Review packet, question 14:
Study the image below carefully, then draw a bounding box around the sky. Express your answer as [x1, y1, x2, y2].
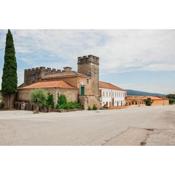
[0, 29, 175, 94]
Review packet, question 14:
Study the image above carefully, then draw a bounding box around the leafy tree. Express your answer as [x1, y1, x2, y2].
[1, 30, 17, 109]
[166, 94, 175, 104]
[144, 98, 153, 106]
[30, 89, 48, 113]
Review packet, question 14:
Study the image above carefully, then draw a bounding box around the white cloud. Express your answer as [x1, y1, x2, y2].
[11, 30, 175, 73]
[0, 30, 175, 93]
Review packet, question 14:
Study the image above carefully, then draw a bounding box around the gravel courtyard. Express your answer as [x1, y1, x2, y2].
[0, 105, 175, 145]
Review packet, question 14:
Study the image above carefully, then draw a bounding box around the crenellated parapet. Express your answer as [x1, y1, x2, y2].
[78, 55, 99, 65]
[24, 67, 62, 85]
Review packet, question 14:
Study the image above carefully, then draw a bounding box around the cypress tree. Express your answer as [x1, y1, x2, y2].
[1, 29, 17, 109]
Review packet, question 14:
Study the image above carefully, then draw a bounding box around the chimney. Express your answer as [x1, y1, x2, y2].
[63, 66, 72, 72]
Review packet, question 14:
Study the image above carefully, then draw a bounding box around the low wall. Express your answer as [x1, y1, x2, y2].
[17, 88, 78, 104]
[152, 99, 169, 106]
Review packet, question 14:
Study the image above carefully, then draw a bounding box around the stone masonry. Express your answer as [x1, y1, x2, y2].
[17, 55, 100, 109]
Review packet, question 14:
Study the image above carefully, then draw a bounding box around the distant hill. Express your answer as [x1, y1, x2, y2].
[126, 89, 165, 96]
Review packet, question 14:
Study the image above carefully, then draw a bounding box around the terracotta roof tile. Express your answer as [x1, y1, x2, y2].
[144, 96, 164, 100]
[99, 81, 125, 91]
[19, 80, 76, 90]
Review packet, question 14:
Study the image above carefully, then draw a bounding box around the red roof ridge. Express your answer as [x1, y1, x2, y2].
[99, 81, 125, 91]
[18, 80, 77, 90]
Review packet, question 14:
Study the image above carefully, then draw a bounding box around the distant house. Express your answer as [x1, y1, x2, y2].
[126, 96, 169, 106]
[99, 81, 127, 108]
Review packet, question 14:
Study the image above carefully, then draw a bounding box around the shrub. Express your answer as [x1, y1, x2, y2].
[88, 106, 91, 110]
[56, 95, 81, 110]
[144, 98, 153, 106]
[30, 89, 48, 113]
[0, 102, 4, 109]
[166, 94, 175, 105]
[92, 104, 97, 110]
[46, 93, 54, 109]
[57, 95, 67, 106]
[57, 101, 81, 110]
[169, 98, 175, 105]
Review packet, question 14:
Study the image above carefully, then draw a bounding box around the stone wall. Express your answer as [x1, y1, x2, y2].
[24, 67, 62, 85]
[152, 99, 169, 106]
[126, 96, 169, 106]
[79, 95, 100, 109]
[17, 88, 78, 105]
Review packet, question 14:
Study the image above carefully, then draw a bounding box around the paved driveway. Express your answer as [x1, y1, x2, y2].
[0, 105, 175, 145]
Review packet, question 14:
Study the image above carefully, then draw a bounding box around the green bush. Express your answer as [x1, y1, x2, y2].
[169, 98, 175, 105]
[88, 106, 91, 110]
[92, 104, 97, 110]
[46, 93, 54, 108]
[65, 102, 81, 109]
[144, 98, 153, 106]
[56, 95, 81, 110]
[57, 95, 67, 106]
[166, 94, 175, 105]
[30, 89, 48, 108]
[57, 101, 81, 110]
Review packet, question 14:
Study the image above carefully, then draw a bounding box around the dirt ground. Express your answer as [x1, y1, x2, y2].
[0, 105, 175, 145]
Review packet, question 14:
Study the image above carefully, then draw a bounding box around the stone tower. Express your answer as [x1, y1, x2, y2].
[77, 55, 99, 97]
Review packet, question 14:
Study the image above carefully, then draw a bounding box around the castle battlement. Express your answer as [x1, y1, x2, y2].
[25, 67, 62, 74]
[24, 55, 99, 86]
[78, 55, 99, 65]
[24, 67, 63, 85]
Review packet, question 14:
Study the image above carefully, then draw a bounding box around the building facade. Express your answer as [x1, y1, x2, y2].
[99, 81, 127, 108]
[17, 55, 126, 109]
[17, 55, 101, 109]
[126, 96, 169, 106]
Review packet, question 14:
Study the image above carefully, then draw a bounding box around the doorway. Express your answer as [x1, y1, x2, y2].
[80, 85, 85, 96]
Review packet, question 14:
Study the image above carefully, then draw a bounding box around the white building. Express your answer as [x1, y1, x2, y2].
[99, 81, 127, 108]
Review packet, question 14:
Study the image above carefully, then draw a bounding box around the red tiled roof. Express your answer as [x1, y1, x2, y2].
[19, 80, 76, 90]
[99, 81, 125, 91]
[144, 96, 164, 100]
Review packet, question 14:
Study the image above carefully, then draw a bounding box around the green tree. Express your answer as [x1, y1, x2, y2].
[144, 98, 153, 106]
[1, 30, 17, 109]
[57, 95, 67, 106]
[166, 94, 175, 104]
[30, 89, 48, 113]
[46, 93, 54, 109]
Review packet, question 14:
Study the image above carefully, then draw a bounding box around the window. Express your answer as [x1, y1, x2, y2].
[103, 91, 105, 97]
[87, 79, 89, 84]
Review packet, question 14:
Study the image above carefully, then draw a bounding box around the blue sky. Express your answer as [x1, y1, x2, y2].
[0, 30, 175, 94]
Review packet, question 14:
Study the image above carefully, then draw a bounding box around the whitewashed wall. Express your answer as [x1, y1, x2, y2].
[100, 88, 127, 107]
